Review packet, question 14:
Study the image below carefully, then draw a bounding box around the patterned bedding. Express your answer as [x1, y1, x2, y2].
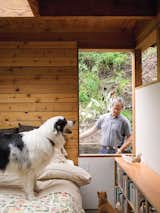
[0, 159, 91, 213]
[0, 191, 85, 213]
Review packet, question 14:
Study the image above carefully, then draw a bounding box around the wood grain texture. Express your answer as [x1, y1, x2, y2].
[0, 18, 137, 49]
[135, 49, 142, 87]
[0, 32, 135, 49]
[0, 0, 34, 17]
[0, 41, 78, 164]
[0, 103, 77, 112]
[0, 16, 156, 49]
[27, 0, 39, 16]
[0, 112, 77, 121]
[0, 93, 77, 103]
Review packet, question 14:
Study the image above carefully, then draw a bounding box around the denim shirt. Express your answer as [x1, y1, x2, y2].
[95, 113, 131, 147]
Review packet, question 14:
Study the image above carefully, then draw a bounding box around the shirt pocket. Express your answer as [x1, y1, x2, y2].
[101, 119, 110, 130]
[111, 122, 121, 133]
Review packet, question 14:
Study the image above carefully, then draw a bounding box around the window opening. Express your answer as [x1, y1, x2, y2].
[79, 51, 132, 155]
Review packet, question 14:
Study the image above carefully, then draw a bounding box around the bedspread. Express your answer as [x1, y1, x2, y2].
[0, 191, 85, 213]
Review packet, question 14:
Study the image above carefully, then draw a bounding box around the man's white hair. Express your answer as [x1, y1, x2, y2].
[112, 97, 124, 108]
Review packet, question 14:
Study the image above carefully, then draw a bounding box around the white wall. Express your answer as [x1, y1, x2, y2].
[78, 157, 114, 210]
[135, 82, 160, 175]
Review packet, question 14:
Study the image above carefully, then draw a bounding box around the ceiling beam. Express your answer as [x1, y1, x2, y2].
[0, 17, 152, 34]
[27, 0, 40, 16]
[0, 17, 135, 49]
[135, 19, 158, 49]
[0, 31, 135, 49]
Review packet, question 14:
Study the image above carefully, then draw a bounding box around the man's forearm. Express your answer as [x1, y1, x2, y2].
[119, 135, 132, 152]
[80, 125, 97, 139]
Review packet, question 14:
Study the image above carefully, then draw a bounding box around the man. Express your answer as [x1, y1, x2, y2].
[80, 97, 132, 154]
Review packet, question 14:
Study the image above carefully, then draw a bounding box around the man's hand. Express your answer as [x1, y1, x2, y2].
[116, 148, 122, 154]
[116, 135, 132, 154]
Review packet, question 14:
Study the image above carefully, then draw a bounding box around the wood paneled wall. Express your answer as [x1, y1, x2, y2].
[0, 41, 78, 164]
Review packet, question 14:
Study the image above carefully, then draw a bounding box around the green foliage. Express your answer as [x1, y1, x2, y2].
[79, 52, 97, 72]
[79, 71, 100, 105]
[113, 70, 131, 95]
[122, 109, 132, 125]
[80, 98, 106, 123]
[113, 53, 129, 68]
[79, 51, 132, 123]
[79, 52, 129, 74]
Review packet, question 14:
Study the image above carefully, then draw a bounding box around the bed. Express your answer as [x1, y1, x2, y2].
[0, 159, 91, 213]
[0, 127, 91, 213]
[0, 181, 84, 213]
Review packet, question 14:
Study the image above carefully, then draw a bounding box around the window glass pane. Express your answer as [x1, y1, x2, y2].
[79, 51, 132, 155]
[142, 46, 157, 85]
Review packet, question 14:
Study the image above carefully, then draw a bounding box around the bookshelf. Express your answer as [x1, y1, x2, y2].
[114, 157, 160, 213]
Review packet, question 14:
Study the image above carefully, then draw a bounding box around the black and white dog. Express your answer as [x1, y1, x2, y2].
[0, 116, 75, 200]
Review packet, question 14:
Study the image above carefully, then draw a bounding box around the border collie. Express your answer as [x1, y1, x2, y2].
[0, 116, 75, 200]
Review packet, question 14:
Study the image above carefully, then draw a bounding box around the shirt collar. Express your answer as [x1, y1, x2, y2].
[110, 113, 120, 119]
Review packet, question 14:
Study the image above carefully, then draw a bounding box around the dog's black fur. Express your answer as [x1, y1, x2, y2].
[0, 124, 37, 135]
[0, 133, 24, 171]
[0, 124, 37, 171]
[0, 127, 19, 135]
[54, 118, 67, 133]
[54, 118, 74, 134]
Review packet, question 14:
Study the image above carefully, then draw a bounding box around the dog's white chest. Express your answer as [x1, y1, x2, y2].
[22, 133, 53, 169]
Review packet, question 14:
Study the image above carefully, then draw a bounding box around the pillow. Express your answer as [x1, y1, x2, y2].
[37, 163, 92, 187]
[0, 173, 23, 189]
[0, 161, 91, 189]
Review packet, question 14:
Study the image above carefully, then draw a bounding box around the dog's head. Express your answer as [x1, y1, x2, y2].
[39, 116, 75, 137]
[54, 116, 75, 135]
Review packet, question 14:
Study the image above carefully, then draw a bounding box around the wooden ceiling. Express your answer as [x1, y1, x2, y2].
[37, 0, 156, 16]
[0, 0, 158, 49]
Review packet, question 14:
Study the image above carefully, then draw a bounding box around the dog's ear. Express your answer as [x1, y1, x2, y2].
[53, 124, 62, 135]
[54, 118, 67, 134]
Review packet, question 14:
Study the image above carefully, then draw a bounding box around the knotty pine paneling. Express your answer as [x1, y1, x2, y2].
[0, 41, 78, 164]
